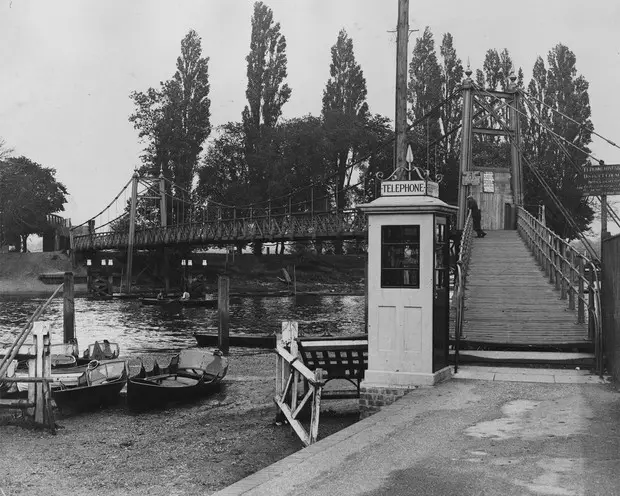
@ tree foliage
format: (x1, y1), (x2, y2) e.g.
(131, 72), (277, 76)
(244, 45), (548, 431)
(129, 29), (211, 199)
(522, 44), (594, 238)
(322, 29), (369, 213)
(242, 1), (291, 201)
(0, 157), (68, 251)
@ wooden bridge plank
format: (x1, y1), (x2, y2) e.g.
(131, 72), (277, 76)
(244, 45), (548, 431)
(460, 230), (589, 347)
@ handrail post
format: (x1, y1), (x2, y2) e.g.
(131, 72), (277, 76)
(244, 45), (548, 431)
(577, 257), (585, 324)
(588, 267), (594, 340)
(568, 250), (575, 310)
(560, 244), (567, 300)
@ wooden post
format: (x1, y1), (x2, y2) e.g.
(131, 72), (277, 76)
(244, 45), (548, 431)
(577, 257), (585, 324)
(218, 276), (230, 356)
(32, 323), (51, 425)
(394, 0), (409, 175)
(457, 72), (474, 228)
(310, 368), (323, 444)
(125, 172), (139, 294)
(293, 265), (297, 296)
(568, 250), (575, 310)
(588, 266), (595, 340)
(601, 194), (608, 243)
(508, 76), (523, 208)
(63, 272), (75, 343)
(364, 260), (368, 333)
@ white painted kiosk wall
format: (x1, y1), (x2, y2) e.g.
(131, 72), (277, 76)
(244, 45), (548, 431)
(358, 179), (457, 413)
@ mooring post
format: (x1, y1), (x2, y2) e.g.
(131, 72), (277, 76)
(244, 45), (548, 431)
(63, 272), (75, 343)
(218, 275), (230, 356)
(32, 322), (51, 425)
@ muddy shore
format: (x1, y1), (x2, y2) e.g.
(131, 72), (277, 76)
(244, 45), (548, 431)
(0, 352), (360, 496)
(0, 252), (365, 495)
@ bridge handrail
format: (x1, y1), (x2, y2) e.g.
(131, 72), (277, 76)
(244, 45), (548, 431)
(453, 211), (474, 373)
(516, 206), (603, 375)
(72, 209), (367, 250)
(45, 213), (71, 228)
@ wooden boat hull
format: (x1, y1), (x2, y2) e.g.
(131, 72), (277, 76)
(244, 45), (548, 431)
(127, 349), (228, 410)
(194, 333), (276, 349)
(127, 374), (221, 409)
(52, 360), (127, 411)
(52, 378), (125, 410)
(141, 298), (218, 308)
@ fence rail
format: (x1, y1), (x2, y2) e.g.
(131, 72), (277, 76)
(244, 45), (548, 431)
(516, 207), (603, 374)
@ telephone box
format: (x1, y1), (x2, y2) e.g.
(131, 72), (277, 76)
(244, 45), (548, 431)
(358, 179), (457, 387)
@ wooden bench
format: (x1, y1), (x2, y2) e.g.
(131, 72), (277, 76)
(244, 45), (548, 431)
(297, 335), (368, 399)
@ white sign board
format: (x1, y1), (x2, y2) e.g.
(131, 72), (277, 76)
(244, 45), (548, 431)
(381, 180), (439, 198)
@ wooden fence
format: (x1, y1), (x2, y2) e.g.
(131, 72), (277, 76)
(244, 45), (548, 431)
(602, 234), (620, 384)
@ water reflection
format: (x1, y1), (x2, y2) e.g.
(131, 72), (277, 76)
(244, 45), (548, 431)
(0, 295), (365, 357)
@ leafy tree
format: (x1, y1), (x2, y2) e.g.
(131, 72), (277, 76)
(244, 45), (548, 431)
(522, 44), (594, 239)
(0, 157), (68, 251)
(0, 137), (13, 161)
(242, 1), (291, 192)
(129, 29), (211, 202)
(407, 27), (442, 170)
(322, 29), (369, 253)
(437, 33), (464, 204)
(322, 29), (369, 204)
(197, 122), (249, 206)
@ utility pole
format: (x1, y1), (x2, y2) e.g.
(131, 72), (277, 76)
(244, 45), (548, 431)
(394, 0), (409, 174)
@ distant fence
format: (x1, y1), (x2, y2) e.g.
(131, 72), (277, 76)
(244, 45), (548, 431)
(602, 234), (620, 385)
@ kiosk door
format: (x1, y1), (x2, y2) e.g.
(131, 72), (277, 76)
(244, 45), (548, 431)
(432, 216), (450, 371)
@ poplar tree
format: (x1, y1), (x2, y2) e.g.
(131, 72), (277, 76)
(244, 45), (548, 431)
(129, 29), (211, 201)
(407, 27), (442, 180)
(322, 29), (369, 210)
(437, 33), (464, 203)
(242, 1), (291, 191)
(522, 44), (594, 238)
(321, 28), (369, 254)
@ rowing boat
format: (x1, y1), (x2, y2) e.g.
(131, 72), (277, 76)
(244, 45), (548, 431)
(127, 349), (228, 410)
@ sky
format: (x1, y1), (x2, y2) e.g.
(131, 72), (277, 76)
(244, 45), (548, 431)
(1, 0), (619, 234)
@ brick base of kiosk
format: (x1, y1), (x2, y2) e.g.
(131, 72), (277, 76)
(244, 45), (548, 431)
(359, 367), (452, 418)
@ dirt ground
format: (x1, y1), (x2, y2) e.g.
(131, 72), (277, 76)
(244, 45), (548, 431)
(0, 350), (361, 496)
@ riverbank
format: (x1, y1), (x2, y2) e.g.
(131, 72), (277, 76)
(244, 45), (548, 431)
(0, 251), (88, 295)
(0, 351), (360, 495)
(0, 251), (365, 297)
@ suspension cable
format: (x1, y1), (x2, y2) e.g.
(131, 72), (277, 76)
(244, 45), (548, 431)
(520, 95), (620, 232)
(471, 83), (599, 260)
(522, 89), (620, 153)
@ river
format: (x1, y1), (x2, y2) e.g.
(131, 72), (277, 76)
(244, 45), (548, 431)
(0, 294), (366, 357)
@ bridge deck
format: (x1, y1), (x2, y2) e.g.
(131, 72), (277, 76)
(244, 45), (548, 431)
(460, 230), (589, 347)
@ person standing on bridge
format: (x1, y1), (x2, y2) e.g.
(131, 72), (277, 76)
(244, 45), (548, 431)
(467, 195), (486, 238)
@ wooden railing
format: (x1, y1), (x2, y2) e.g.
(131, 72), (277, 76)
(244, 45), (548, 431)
(453, 211), (474, 373)
(274, 322), (323, 446)
(516, 207), (603, 375)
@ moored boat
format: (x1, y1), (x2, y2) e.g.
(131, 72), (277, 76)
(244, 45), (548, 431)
(127, 349), (228, 410)
(52, 359), (127, 411)
(194, 332), (276, 349)
(77, 340), (120, 365)
(140, 298), (218, 309)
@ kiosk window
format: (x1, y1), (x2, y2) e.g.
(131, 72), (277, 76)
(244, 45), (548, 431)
(381, 225), (420, 288)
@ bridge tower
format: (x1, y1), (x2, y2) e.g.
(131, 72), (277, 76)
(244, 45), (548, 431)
(457, 70), (523, 230)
